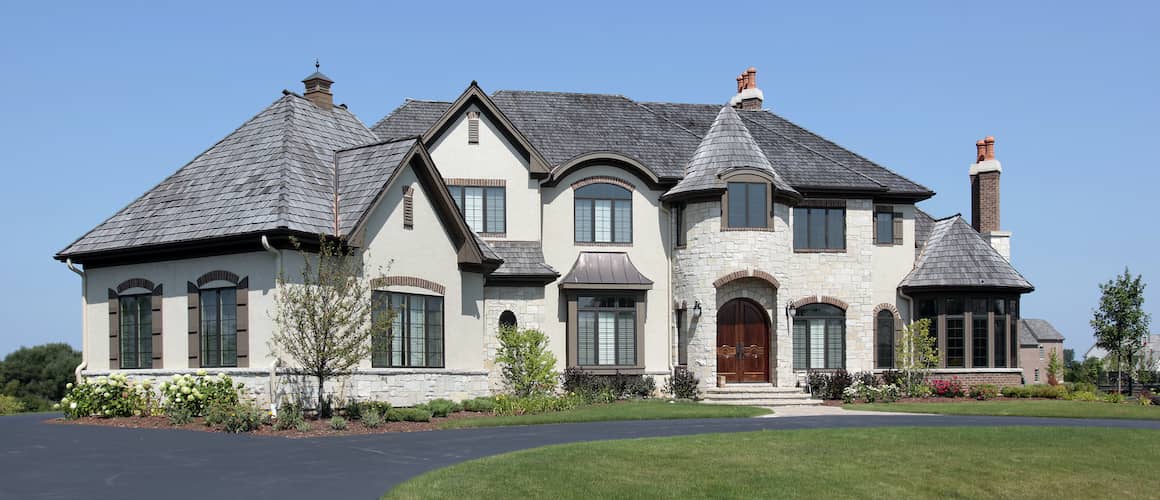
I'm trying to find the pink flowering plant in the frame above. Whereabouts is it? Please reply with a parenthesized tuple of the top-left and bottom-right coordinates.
(929, 377, 966, 398)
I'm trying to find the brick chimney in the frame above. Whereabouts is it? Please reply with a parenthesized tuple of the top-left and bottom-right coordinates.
(302, 62, 334, 109)
(729, 67, 764, 111)
(969, 135, 1011, 260)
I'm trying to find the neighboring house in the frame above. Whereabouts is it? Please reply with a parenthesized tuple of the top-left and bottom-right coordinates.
(56, 67, 1037, 405)
(1085, 334, 1160, 368)
(1018, 319, 1066, 384)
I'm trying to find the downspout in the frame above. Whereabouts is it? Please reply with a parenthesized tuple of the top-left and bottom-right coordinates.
(261, 235, 283, 413)
(897, 289, 916, 372)
(66, 259, 88, 384)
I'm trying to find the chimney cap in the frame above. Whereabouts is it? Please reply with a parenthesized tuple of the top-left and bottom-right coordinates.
(302, 70, 334, 84)
(984, 136, 995, 144)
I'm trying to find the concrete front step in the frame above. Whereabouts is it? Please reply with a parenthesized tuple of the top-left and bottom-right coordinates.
(703, 398, 823, 406)
(703, 391, 813, 400)
(705, 384, 807, 394)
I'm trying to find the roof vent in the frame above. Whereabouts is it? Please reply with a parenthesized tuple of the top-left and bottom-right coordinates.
(302, 60, 334, 110)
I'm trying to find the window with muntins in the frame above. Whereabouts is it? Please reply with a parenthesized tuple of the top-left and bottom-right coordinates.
(875, 206, 904, 245)
(449, 186, 505, 234)
(577, 296, 636, 366)
(793, 207, 845, 250)
(372, 292, 444, 368)
(199, 287, 237, 368)
(674, 203, 686, 247)
(726, 182, 768, 228)
(792, 303, 845, 370)
(945, 297, 966, 368)
(971, 298, 989, 367)
(575, 183, 632, 243)
(119, 294, 152, 369)
(875, 310, 894, 369)
(676, 308, 688, 366)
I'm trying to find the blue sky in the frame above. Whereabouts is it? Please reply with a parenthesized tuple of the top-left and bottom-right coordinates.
(1, 1, 1156, 357)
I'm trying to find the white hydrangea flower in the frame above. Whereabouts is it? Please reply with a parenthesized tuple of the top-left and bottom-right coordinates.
(69, 402, 77, 410)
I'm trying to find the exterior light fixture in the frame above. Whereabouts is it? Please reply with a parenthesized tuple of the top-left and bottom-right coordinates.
(693, 300, 702, 318)
(786, 304, 797, 318)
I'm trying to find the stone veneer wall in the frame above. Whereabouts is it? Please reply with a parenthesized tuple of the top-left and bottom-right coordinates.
(83, 368, 489, 408)
(482, 286, 547, 392)
(673, 199, 877, 388)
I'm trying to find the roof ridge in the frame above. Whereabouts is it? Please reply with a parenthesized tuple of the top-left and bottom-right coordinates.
(493, 89, 632, 100)
(336, 136, 420, 154)
(275, 95, 296, 229)
(738, 112, 886, 189)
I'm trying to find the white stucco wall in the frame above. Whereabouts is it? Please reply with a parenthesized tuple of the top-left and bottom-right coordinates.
(427, 103, 541, 241)
(871, 204, 917, 320)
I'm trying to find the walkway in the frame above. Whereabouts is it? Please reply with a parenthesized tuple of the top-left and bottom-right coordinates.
(2, 411, 1158, 500)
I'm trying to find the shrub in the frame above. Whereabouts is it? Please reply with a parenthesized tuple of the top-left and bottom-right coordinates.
(1027, 384, 1067, 399)
(1136, 395, 1153, 406)
(460, 397, 496, 413)
(0, 395, 25, 415)
(494, 393, 585, 416)
(360, 400, 392, 417)
(159, 372, 241, 417)
(1141, 389, 1160, 406)
(342, 399, 362, 421)
(969, 384, 1000, 400)
(1067, 391, 1099, 402)
(880, 370, 906, 387)
(664, 367, 701, 401)
(274, 403, 305, 431)
(1103, 392, 1126, 404)
(387, 408, 433, 422)
(205, 399, 266, 433)
(319, 395, 335, 419)
(852, 371, 877, 388)
(497, 326, 558, 397)
(329, 416, 348, 431)
(807, 370, 853, 400)
(362, 408, 384, 428)
(930, 378, 966, 398)
(166, 407, 193, 426)
(563, 368, 655, 401)
(0, 343, 81, 410)
(842, 379, 900, 403)
(1072, 382, 1098, 394)
(295, 420, 313, 433)
(60, 374, 148, 418)
(1002, 386, 1031, 398)
(421, 398, 460, 418)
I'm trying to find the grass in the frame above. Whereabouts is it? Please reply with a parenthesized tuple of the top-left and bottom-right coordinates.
(848, 400, 1160, 420)
(384, 427, 1160, 499)
(438, 400, 770, 429)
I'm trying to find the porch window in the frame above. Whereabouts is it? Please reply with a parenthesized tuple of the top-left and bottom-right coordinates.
(575, 183, 632, 244)
(875, 310, 894, 369)
(792, 303, 845, 370)
(119, 294, 152, 369)
(577, 296, 636, 366)
(449, 186, 505, 234)
(199, 287, 237, 368)
(372, 292, 444, 368)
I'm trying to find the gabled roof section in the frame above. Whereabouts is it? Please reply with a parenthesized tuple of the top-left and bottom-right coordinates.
(57, 92, 378, 260)
(664, 106, 798, 201)
(371, 99, 451, 141)
(899, 215, 1034, 292)
(1019, 318, 1065, 346)
(560, 252, 653, 290)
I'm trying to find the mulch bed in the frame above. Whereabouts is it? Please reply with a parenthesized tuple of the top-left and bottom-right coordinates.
(47, 411, 492, 438)
(823, 397, 1057, 407)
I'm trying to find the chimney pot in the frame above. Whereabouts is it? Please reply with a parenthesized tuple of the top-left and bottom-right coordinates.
(984, 136, 996, 160)
(975, 139, 986, 162)
(731, 67, 764, 111)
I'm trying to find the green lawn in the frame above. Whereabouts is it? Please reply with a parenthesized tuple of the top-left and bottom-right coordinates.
(384, 427, 1160, 499)
(439, 400, 770, 429)
(848, 400, 1160, 420)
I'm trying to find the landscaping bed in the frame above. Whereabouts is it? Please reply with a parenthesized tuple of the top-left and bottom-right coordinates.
(844, 400, 1160, 420)
(49, 411, 493, 438)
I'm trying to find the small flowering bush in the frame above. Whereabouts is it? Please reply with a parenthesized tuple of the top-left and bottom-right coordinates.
(159, 371, 242, 416)
(841, 379, 900, 403)
(59, 374, 154, 419)
(929, 377, 967, 398)
(204, 398, 268, 433)
(969, 384, 1000, 400)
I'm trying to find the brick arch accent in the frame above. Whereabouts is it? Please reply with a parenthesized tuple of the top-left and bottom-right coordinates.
(712, 269, 780, 290)
(873, 302, 902, 320)
(570, 175, 635, 192)
(115, 278, 156, 294)
(196, 270, 240, 287)
(790, 295, 849, 311)
(370, 276, 446, 295)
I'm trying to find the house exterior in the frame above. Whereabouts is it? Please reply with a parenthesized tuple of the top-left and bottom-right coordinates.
(1017, 319, 1066, 384)
(56, 67, 1037, 406)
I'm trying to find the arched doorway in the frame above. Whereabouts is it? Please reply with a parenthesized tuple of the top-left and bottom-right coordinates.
(716, 298, 770, 383)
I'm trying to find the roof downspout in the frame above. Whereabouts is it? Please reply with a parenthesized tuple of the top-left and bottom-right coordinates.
(65, 259, 88, 384)
(897, 288, 916, 371)
(261, 235, 282, 413)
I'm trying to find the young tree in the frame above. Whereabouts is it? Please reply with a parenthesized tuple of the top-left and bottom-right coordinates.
(495, 326, 557, 397)
(1046, 349, 1062, 386)
(894, 318, 939, 396)
(270, 238, 390, 414)
(1090, 268, 1152, 393)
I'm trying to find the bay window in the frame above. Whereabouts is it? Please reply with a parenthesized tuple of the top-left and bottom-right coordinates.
(793, 303, 845, 370)
(577, 296, 636, 366)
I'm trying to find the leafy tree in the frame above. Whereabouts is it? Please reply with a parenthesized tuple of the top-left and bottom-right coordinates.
(894, 318, 939, 396)
(496, 325, 557, 397)
(1046, 349, 1062, 386)
(270, 238, 390, 414)
(0, 343, 81, 411)
(1068, 356, 1104, 385)
(1090, 268, 1152, 393)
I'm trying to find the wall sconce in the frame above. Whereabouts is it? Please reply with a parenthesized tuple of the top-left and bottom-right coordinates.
(693, 300, 702, 318)
(786, 304, 797, 318)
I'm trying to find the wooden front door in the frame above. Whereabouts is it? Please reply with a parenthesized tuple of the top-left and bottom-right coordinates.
(716, 299, 770, 383)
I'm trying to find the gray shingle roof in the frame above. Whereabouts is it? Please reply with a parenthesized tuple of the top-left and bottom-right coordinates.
(915, 208, 936, 248)
(59, 93, 379, 257)
(486, 240, 558, 277)
(560, 252, 653, 289)
(1019, 318, 1065, 346)
(371, 90, 932, 199)
(335, 138, 418, 235)
(665, 106, 798, 200)
(899, 215, 1034, 291)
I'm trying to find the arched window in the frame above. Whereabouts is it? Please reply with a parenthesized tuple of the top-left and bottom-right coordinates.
(188, 271, 249, 368)
(575, 183, 632, 243)
(108, 279, 161, 370)
(499, 310, 517, 329)
(792, 303, 845, 370)
(876, 310, 895, 369)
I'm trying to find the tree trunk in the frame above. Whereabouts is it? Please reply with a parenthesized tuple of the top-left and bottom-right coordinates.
(317, 376, 325, 418)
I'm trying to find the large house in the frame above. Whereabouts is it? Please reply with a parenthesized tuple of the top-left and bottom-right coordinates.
(56, 67, 1039, 405)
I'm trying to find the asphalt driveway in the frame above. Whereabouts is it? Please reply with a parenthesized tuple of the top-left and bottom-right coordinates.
(3, 412, 1159, 500)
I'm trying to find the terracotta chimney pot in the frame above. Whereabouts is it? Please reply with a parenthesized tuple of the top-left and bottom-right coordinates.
(984, 136, 996, 160)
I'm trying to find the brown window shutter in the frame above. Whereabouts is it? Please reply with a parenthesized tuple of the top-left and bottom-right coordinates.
(467, 111, 480, 144)
(151, 284, 164, 369)
(187, 282, 200, 368)
(403, 186, 414, 229)
(235, 277, 249, 368)
(893, 211, 904, 245)
(107, 289, 119, 369)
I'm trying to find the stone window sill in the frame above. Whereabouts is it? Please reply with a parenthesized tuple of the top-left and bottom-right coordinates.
(478, 232, 506, 238)
(793, 249, 847, 254)
(572, 366, 645, 375)
(721, 227, 774, 232)
(575, 242, 633, 247)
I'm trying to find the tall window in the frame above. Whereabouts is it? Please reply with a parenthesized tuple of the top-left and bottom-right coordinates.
(875, 310, 894, 369)
(577, 296, 636, 366)
(200, 287, 237, 368)
(918, 298, 938, 355)
(945, 297, 965, 368)
(793, 303, 845, 370)
(575, 183, 632, 243)
(971, 298, 989, 367)
(676, 308, 688, 366)
(449, 186, 505, 234)
(119, 294, 152, 369)
(875, 206, 902, 245)
(793, 207, 845, 250)
(993, 298, 1007, 368)
(674, 203, 686, 247)
(726, 182, 768, 228)
(372, 292, 444, 368)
